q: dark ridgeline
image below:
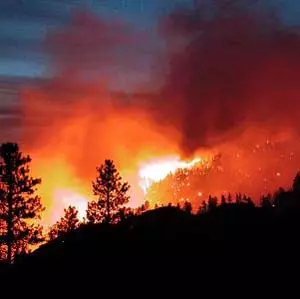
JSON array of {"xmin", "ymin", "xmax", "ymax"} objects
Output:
[
  {"xmin": 0, "ymin": 179, "xmax": 300, "ymax": 296},
  {"xmin": 0, "ymin": 144, "xmax": 300, "ymax": 296}
]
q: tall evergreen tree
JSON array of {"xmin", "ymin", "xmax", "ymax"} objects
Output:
[
  {"xmin": 183, "ymin": 201, "xmax": 192, "ymax": 214},
  {"xmin": 48, "ymin": 206, "xmax": 80, "ymax": 241},
  {"xmin": 208, "ymin": 195, "xmax": 218, "ymax": 211},
  {"xmin": 199, "ymin": 200, "xmax": 207, "ymax": 214},
  {"xmin": 87, "ymin": 159, "xmax": 130, "ymax": 224},
  {"xmin": 292, "ymin": 171, "xmax": 300, "ymax": 194},
  {"xmin": 0, "ymin": 143, "xmax": 44, "ymax": 264}
]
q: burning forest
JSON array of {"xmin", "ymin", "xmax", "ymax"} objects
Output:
[
  {"xmin": 1, "ymin": 0, "xmax": 300, "ymax": 227},
  {"xmin": 2, "ymin": 2, "xmax": 300, "ymax": 292}
]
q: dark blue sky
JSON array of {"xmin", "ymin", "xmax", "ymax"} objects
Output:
[
  {"xmin": 0, "ymin": 0, "xmax": 299, "ymax": 80},
  {"xmin": 0, "ymin": 0, "xmax": 194, "ymax": 79}
]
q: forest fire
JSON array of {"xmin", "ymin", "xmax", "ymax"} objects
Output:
[
  {"xmin": 138, "ymin": 156, "xmax": 203, "ymax": 194},
  {"xmin": 28, "ymin": 155, "xmax": 92, "ymax": 225},
  {"xmin": 2, "ymin": 0, "xmax": 300, "ymax": 285},
  {"xmin": 24, "ymin": 118, "xmax": 300, "ymax": 227},
  {"xmin": 7, "ymin": 2, "xmax": 300, "ymax": 226},
  {"xmin": 20, "ymin": 84, "xmax": 186, "ymax": 225},
  {"xmin": 31, "ymin": 153, "xmax": 208, "ymax": 225}
]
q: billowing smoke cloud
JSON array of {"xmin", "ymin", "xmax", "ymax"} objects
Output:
[
  {"xmin": 44, "ymin": 9, "xmax": 154, "ymax": 90},
  {"xmin": 153, "ymin": 0, "xmax": 300, "ymax": 156},
  {"xmin": 24, "ymin": 2, "xmax": 300, "ymax": 156}
]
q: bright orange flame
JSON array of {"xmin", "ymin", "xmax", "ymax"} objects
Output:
[
  {"xmin": 138, "ymin": 156, "xmax": 202, "ymax": 194},
  {"xmin": 32, "ymin": 153, "xmax": 203, "ymax": 225},
  {"xmin": 29, "ymin": 156, "xmax": 92, "ymax": 226},
  {"xmin": 53, "ymin": 188, "xmax": 88, "ymax": 220}
]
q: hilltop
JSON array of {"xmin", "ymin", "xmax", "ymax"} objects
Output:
[{"xmin": 1, "ymin": 202, "xmax": 299, "ymax": 295}]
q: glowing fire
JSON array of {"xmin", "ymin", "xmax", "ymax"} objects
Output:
[
  {"xmin": 21, "ymin": 79, "xmax": 300, "ymax": 227},
  {"xmin": 138, "ymin": 156, "xmax": 202, "ymax": 194},
  {"xmin": 53, "ymin": 188, "xmax": 88, "ymax": 220},
  {"xmin": 29, "ymin": 150, "xmax": 203, "ymax": 226},
  {"xmin": 12, "ymin": 3, "xmax": 300, "ymax": 229},
  {"xmin": 29, "ymin": 156, "xmax": 92, "ymax": 226}
]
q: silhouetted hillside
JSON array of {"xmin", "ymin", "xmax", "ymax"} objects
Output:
[{"xmin": 2, "ymin": 202, "xmax": 300, "ymax": 296}]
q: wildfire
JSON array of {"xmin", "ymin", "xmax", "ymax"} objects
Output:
[
  {"xmin": 29, "ymin": 150, "xmax": 205, "ymax": 226},
  {"xmin": 23, "ymin": 131, "xmax": 300, "ymax": 228},
  {"xmin": 53, "ymin": 188, "xmax": 88, "ymax": 220},
  {"xmin": 8, "ymin": 1, "xmax": 300, "ymax": 229},
  {"xmin": 138, "ymin": 156, "xmax": 202, "ymax": 194},
  {"xmin": 29, "ymin": 156, "xmax": 92, "ymax": 226}
]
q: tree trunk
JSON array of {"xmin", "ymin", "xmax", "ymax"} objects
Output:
[
  {"xmin": 7, "ymin": 186, "xmax": 13, "ymax": 264},
  {"xmin": 6, "ymin": 162, "xmax": 14, "ymax": 265},
  {"xmin": 106, "ymin": 191, "xmax": 110, "ymax": 224}
]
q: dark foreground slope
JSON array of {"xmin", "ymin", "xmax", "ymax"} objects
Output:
[{"xmin": 1, "ymin": 204, "xmax": 300, "ymax": 296}]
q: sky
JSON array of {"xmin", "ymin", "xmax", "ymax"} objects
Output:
[
  {"xmin": 0, "ymin": 0, "xmax": 194, "ymax": 79},
  {"xmin": 0, "ymin": 0, "xmax": 197, "ymax": 141},
  {"xmin": 0, "ymin": 0, "xmax": 299, "ymax": 81}
]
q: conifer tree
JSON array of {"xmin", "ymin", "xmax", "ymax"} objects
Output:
[
  {"xmin": 87, "ymin": 159, "xmax": 130, "ymax": 224},
  {"xmin": 48, "ymin": 206, "xmax": 80, "ymax": 240},
  {"xmin": 0, "ymin": 143, "xmax": 44, "ymax": 264}
]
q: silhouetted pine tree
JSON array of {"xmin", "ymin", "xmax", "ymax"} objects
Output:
[
  {"xmin": 117, "ymin": 207, "xmax": 134, "ymax": 222},
  {"xmin": 136, "ymin": 201, "xmax": 150, "ymax": 215},
  {"xmin": 221, "ymin": 195, "xmax": 226, "ymax": 205},
  {"xmin": 0, "ymin": 143, "xmax": 44, "ymax": 264},
  {"xmin": 292, "ymin": 171, "xmax": 300, "ymax": 194},
  {"xmin": 260, "ymin": 194, "xmax": 273, "ymax": 210},
  {"xmin": 87, "ymin": 159, "xmax": 130, "ymax": 224},
  {"xmin": 199, "ymin": 200, "xmax": 207, "ymax": 214},
  {"xmin": 241, "ymin": 194, "xmax": 255, "ymax": 206},
  {"xmin": 48, "ymin": 206, "xmax": 80, "ymax": 241},
  {"xmin": 208, "ymin": 196, "xmax": 218, "ymax": 211},
  {"xmin": 183, "ymin": 201, "xmax": 192, "ymax": 214},
  {"xmin": 235, "ymin": 193, "xmax": 242, "ymax": 204},
  {"xmin": 227, "ymin": 193, "xmax": 233, "ymax": 204}
]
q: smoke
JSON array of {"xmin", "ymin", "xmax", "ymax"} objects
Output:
[
  {"xmin": 23, "ymin": 2, "xmax": 300, "ymax": 154},
  {"xmin": 153, "ymin": 0, "xmax": 300, "ymax": 156},
  {"xmin": 43, "ymin": 9, "xmax": 154, "ymax": 90}
]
